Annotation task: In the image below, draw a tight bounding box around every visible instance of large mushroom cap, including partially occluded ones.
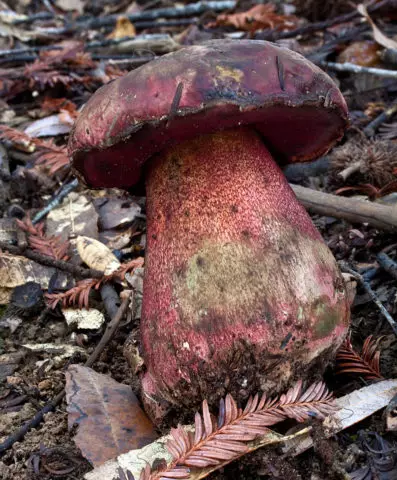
[69,40,348,189]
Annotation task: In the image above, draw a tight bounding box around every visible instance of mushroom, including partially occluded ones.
[69,40,350,421]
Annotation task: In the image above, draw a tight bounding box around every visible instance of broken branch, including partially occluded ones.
[291,184,397,231]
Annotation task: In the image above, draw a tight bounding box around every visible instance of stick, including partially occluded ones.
[0,295,131,455]
[363,100,397,137]
[291,184,397,231]
[377,252,397,280]
[340,263,397,336]
[32,178,79,224]
[0,241,103,279]
[78,1,236,29]
[322,61,397,78]
[255,0,393,41]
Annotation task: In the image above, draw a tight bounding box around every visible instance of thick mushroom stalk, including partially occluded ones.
[141,127,349,419]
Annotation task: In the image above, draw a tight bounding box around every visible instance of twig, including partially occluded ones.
[338,161,362,181]
[283,157,330,184]
[322,61,397,79]
[87,293,131,366]
[0,45,62,58]
[100,283,122,320]
[0,389,66,456]
[255,0,393,41]
[78,1,236,29]
[0,295,131,455]
[377,252,397,280]
[291,184,397,231]
[0,241,103,279]
[363,100,397,137]
[339,263,397,336]
[130,18,197,30]
[32,178,78,225]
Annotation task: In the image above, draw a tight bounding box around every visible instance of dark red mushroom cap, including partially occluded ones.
[69,40,348,189]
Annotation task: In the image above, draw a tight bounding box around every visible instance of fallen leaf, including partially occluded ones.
[85,379,397,480]
[65,365,158,466]
[108,16,136,40]
[97,198,142,231]
[358,4,397,50]
[54,0,84,14]
[23,343,87,368]
[0,253,69,304]
[24,114,74,137]
[208,4,299,33]
[337,41,381,67]
[47,193,99,243]
[0,352,25,382]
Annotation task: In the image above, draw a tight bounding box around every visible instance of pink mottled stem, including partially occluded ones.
[141,128,349,420]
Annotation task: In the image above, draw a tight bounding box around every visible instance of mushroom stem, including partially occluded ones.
[140,127,349,419]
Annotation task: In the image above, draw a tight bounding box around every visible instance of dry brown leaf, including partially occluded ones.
[86,380,397,480]
[108,16,136,39]
[0,253,56,304]
[65,365,158,467]
[357,4,397,50]
[337,41,381,67]
[208,4,299,33]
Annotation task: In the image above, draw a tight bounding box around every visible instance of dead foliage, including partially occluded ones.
[336,336,384,380]
[208,4,300,34]
[16,216,70,261]
[65,365,157,467]
[0,124,70,175]
[45,258,144,308]
[0,40,124,100]
[125,380,336,479]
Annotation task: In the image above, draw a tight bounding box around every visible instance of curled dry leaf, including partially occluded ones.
[357,4,397,50]
[208,4,299,33]
[65,365,158,467]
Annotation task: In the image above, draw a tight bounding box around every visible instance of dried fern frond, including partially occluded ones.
[16,217,70,261]
[136,380,336,479]
[336,335,383,380]
[0,124,36,152]
[45,278,101,309]
[45,257,144,309]
[34,140,69,175]
[0,124,69,175]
